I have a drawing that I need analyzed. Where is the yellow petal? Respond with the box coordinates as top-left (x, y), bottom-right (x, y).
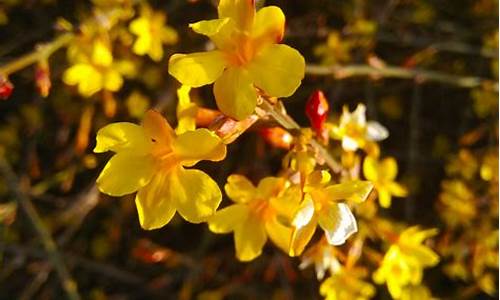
top-left (378, 189), bottom-right (392, 208)
top-left (213, 67), bottom-right (257, 120)
top-left (103, 70), bottom-right (123, 92)
top-left (176, 85), bottom-right (197, 134)
top-left (389, 182), bottom-right (408, 197)
top-left (142, 110), bottom-right (175, 151)
top-left (234, 215), bottom-right (267, 261)
top-left (270, 185), bottom-right (302, 220)
top-left (94, 122), bottom-right (152, 154)
top-left (217, 0), bottom-right (255, 31)
top-left (247, 44), bottom-right (305, 98)
top-left (170, 167), bottom-right (222, 223)
top-left (225, 174), bottom-right (256, 203)
top-left (380, 157), bottom-right (398, 180)
top-left (324, 180), bottom-right (373, 203)
top-left (265, 218), bottom-right (292, 253)
top-left (130, 17), bottom-right (149, 36)
top-left (289, 215), bottom-right (317, 256)
top-left (174, 128), bottom-right (227, 166)
top-left (133, 36), bottom-right (151, 56)
top-left (135, 173), bottom-right (176, 230)
top-left (256, 176), bottom-right (285, 199)
top-left (168, 51), bottom-right (226, 87)
top-left (189, 18), bottom-right (230, 36)
top-left (292, 194), bottom-right (315, 228)
top-left (363, 156), bottom-right (378, 181)
top-left (92, 41), bottom-right (113, 67)
top-left (410, 245), bottom-right (440, 267)
top-left (96, 153), bottom-right (155, 196)
top-left (252, 6), bottom-right (285, 44)
top-left (208, 204), bottom-right (249, 233)
top-left (63, 64), bottom-right (102, 97)
top-left (318, 203), bottom-right (357, 245)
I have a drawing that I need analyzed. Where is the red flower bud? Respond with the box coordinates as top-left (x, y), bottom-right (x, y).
top-left (305, 90), bottom-right (329, 137)
top-left (0, 77), bottom-right (14, 100)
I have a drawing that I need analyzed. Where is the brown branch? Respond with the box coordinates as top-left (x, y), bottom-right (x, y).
top-left (306, 64), bottom-right (499, 91)
top-left (0, 155), bottom-right (81, 300)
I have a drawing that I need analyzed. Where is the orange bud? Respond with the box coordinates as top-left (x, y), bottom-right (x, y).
top-left (35, 60), bottom-right (51, 97)
top-left (260, 126), bottom-right (292, 150)
top-left (305, 90), bottom-right (329, 140)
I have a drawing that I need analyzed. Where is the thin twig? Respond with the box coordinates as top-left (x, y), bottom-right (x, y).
top-left (0, 33), bottom-right (74, 76)
top-left (0, 155), bottom-right (80, 300)
top-left (306, 64), bottom-right (498, 91)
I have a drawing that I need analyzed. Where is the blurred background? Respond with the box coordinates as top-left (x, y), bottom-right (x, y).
top-left (0, 0), bottom-right (497, 299)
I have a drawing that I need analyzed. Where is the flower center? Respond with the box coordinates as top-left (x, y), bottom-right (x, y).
top-left (249, 198), bottom-right (275, 221)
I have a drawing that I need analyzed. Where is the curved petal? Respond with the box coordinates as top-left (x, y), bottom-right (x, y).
top-left (256, 177), bottom-right (285, 199)
top-left (318, 203), bottom-right (357, 246)
top-left (389, 182), bottom-right (408, 197)
top-left (96, 153), bottom-right (155, 197)
top-left (208, 204), bottom-right (249, 233)
top-left (213, 67), bottom-right (257, 120)
top-left (174, 128), bottom-right (227, 166)
top-left (292, 194), bottom-right (315, 228)
top-left (135, 173), bottom-right (177, 230)
top-left (362, 156), bottom-right (378, 181)
top-left (248, 44), bottom-right (305, 98)
top-left (168, 51), bottom-right (227, 87)
top-left (266, 218), bottom-right (292, 253)
top-left (189, 18), bottom-right (230, 36)
top-left (217, 0), bottom-right (255, 31)
top-left (252, 6), bottom-right (285, 45)
top-left (366, 121), bottom-right (388, 141)
top-left (234, 215), bottom-right (267, 261)
top-left (289, 215), bottom-right (317, 257)
top-left (169, 167), bottom-right (222, 223)
top-left (324, 180), bottom-right (373, 203)
top-left (94, 122), bottom-right (152, 154)
top-left (225, 174), bottom-right (256, 203)
top-left (378, 188), bottom-right (392, 208)
top-left (142, 110), bottom-right (175, 151)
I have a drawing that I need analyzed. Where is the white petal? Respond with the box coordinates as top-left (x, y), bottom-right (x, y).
top-left (322, 203), bottom-right (358, 246)
top-left (292, 194), bottom-right (315, 228)
top-left (342, 136), bottom-right (359, 151)
top-left (366, 121), bottom-right (389, 141)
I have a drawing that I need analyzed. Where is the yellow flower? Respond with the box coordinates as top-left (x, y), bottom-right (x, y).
top-left (208, 175), bottom-right (299, 261)
top-left (437, 180), bottom-right (477, 227)
top-left (129, 5), bottom-right (178, 61)
top-left (94, 110), bottom-right (226, 230)
top-left (168, 0), bottom-right (305, 120)
top-left (330, 104), bottom-right (388, 151)
top-left (290, 171), bottom-right (373, 256)
top-left (320, 267), bottom-right (375, 300)
top-left (63, 41), bottom-right (124, 97)
top-left (363, 156), bottom-right (408, 208)
top-left (373, 227), bottom-right (439, 299)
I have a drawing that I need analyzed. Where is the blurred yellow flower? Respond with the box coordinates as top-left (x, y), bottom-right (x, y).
top-left (290, 171), bottom-right (373, 256)
top-left (400, 284), bottom-right (433, 300)
top-left (363, 156), bottom-right (408, 208)
top-left (129, 5), bottom-right (178, 61)
top-left (94, 110), bottom-right (226, 229)
top-left (63, 40), bottom-right (124, 97)
top-left (168, 0), bottom-right (305, 120)
top-left (320, 266), bottom-right (375, 300)
top-left (208, 175), bottom-right (299, 261)
top-left (373, 227), bottom-right (439, 299)
top-left (330, 104), bottom-right (388, 151)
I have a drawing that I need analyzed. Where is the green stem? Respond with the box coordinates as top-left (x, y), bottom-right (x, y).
top-left (0, 33), bottom-right (74, 76)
